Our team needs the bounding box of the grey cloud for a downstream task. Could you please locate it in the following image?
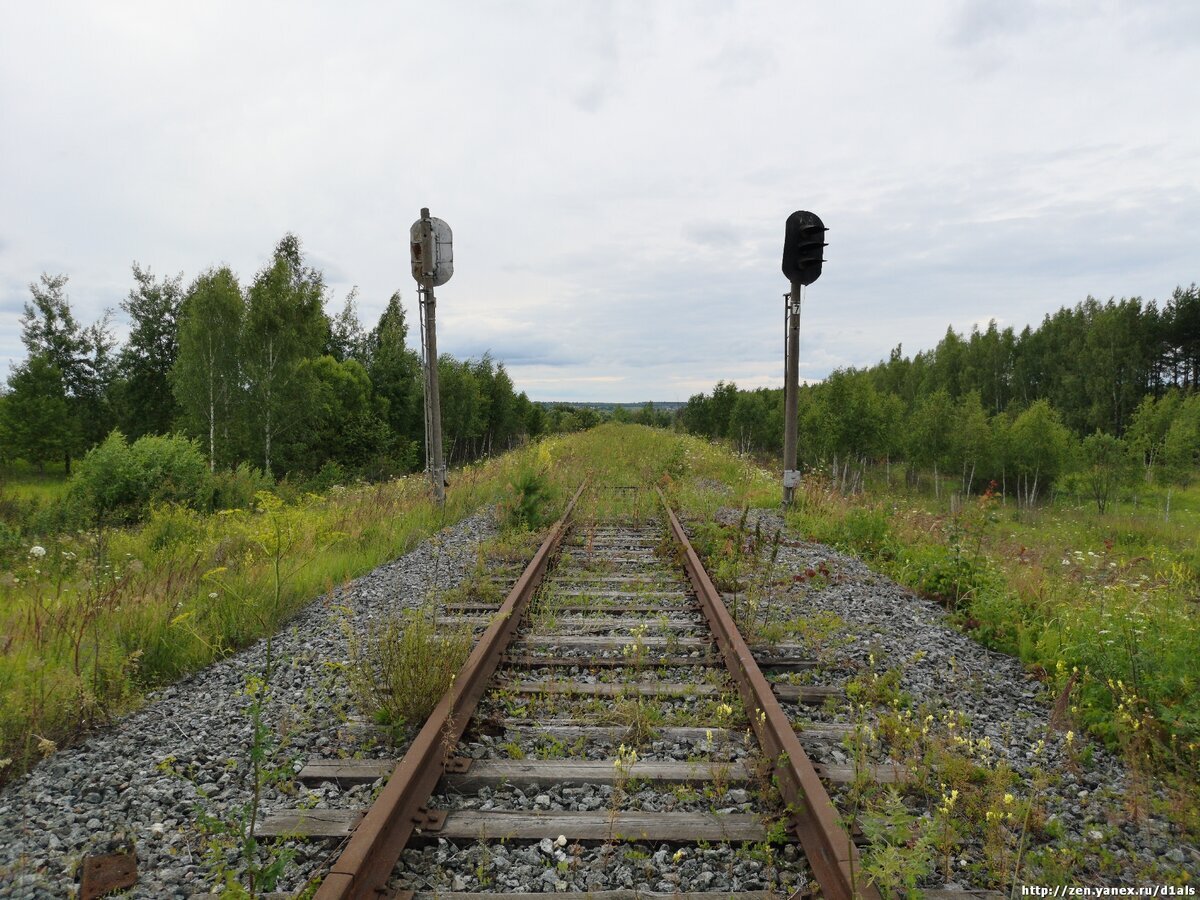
[705,40,779,90]
[683,222,743,248]
[573,83,609,113]
[947,0,1036,48]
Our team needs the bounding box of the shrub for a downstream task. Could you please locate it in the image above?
[840,507,893,559]
[70,431,213,524]
[303,460,350,494]
[347,610,472,737]
[212,462,273,511]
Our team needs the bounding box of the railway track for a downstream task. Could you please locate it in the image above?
[257,484,879,899]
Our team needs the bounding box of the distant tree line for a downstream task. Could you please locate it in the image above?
[0,234,560,490]
[679,286,1200,507]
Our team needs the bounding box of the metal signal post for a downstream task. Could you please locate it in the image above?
[782,285,802,507]
[412,208,454,505]
[780,210,827,508]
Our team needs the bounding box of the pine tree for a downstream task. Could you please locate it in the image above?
[1,355,73,473]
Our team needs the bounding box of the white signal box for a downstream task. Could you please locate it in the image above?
[409,216,454,286]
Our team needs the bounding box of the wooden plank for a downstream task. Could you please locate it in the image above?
[549,578,676,585]
[772,683,844,704]
[412,892,777,900]
[298,760,395,785]
[433,809,766,842]
[814,762,908,784]
[514,635,814,656]
[503,679,841,704]
[756,656,819,672]
[496,719,857,743]
[503,654,720,669]
[259,808,765,843]
[549,590,688,599]
[442,758,750,791]
[517,635,711,649]
[503,680,729,698]
[443,616,703,631]
[481,724,741,744]
[451,602,695,614]
[255,808,363,838]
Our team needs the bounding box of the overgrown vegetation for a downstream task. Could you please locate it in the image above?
[0,446,545,784]
[347,609,473,738]
[788,475,1200,832]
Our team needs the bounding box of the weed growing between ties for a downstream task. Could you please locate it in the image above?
[347,608,473,740]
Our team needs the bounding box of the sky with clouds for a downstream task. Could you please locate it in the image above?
[2,1,1197,402]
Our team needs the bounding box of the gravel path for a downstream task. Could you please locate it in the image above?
[711,508,1200,888]
[0,513,495,899]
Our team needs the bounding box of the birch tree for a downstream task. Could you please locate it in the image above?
[242,235,328,474]
[172,267,244,471]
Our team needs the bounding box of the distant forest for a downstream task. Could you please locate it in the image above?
[0,234,616,489]
[679,286,1200,502]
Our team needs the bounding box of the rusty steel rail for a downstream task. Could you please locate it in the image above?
[658,489,879,900]
[313,482,586,900]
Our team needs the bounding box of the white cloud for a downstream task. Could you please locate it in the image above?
[1,1,1196,399]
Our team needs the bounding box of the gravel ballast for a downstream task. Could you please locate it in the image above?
[706,507,1200,888]
[4,500,1197,897]
[0,513,495,898]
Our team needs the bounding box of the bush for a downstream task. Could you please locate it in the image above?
[347,610,472,738]
[303,460,350,494]
[70,431,213,524]
[840,507,893,559]
[212,462,273,511]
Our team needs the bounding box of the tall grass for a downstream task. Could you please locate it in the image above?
[0,449,545,783]
[787,476,1200,829]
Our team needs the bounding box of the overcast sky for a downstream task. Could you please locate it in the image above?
[2,1,1197,402]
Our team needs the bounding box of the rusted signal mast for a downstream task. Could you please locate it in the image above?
[410,208,454,504]
[781,210,828,507]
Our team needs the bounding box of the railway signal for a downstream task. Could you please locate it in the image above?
[781,210,827,508]
[782,210,827,287]
[410,208,453,503]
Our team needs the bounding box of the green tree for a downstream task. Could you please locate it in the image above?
[1080,431,1132,513]
[242,234,329,473]
[709,380,739,439]
[288,355,386,471]
[1,355,73,472]
[117,263,183,438]
[905,389,956,497]
[365,292,423,459]
[1126,391,1182,482]
[172,267,244,471]
[328,286,368,362]
[729,391,767,454]
[69,430,213,524]
[1009,399,1074,505]
[952,391,992,495]
[476,357,521,454]
[19,273,114,471]
[438,356,483,462]
[1160,394,1200,487]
